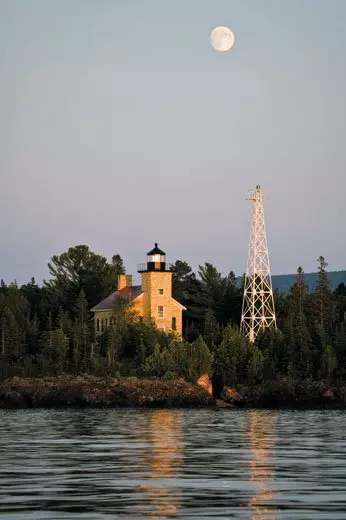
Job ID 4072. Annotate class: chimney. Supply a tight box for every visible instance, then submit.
[117,274,132,291]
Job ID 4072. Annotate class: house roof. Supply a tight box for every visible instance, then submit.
[147,242,166,256]
[120,285,143,301]
[91,285,142,312]
[171,298,187,311]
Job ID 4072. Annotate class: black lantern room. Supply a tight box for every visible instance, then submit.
[146,243,166,271]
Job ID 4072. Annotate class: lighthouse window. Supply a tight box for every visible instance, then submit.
[148,254,164,263]
[158,306,164,317]
[158,288,164,295]
[172,317,177,331]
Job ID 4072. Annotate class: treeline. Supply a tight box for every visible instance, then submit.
[171,256,346,384]
[1,246,346,385]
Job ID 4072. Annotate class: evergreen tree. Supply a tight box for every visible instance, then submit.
[334,321,346,378]
[256,328,286,379]
[26,314,42,358]
[286,267,312,377]
[20,278,45,320]
[41,328,69,374]
[112,254,126,274]
[163,340,188,377]
[45,245,117,313]
[247,343,264,384]
[216,325,248,386]
[315,256,332,331]
[107,328,118,369]
[334,283,346,323]
[218,271,243,327]
[321,344,337,381]
[186,336,213,378]
[72,290,90,371]
[0,285,29,363]
[0,279,7,295]
[203,308,220,350]
[142,343,165,377]
[170,260,193,301]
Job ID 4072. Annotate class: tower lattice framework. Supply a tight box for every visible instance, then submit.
[241,185,276,342]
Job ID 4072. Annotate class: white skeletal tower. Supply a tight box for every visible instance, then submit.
[241,185,276,342]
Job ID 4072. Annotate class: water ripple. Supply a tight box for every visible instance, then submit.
[0,409,346,519]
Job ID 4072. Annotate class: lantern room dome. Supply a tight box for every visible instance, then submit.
[147,243,165,256]
[136,243,168,273]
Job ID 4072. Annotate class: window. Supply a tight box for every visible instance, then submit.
[101,319,104,331]
[148,254,162,263]
[158,288,164,295]
[96,319,100,332]
[158,306,164,318]
[105,317,108,327]
[172,317,177,331]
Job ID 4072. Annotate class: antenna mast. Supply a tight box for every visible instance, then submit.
[241,185,276,342]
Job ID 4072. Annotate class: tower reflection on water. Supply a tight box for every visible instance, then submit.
[141,410,184,518]
[137,409,279,518]
[248,410,278,520]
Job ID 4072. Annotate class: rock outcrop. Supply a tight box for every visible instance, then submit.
[196,374,213,395]
[222,379,346,408]
[221,387,245,406]
[0,375,214,409]
[1,375,344,409]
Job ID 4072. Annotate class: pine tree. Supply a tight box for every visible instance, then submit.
[203,309,220,350]
[256,328,285,379]
[46,245,117,313]
[1,285,29,364]
[164,340,188,377]
[334,283,346,326]
[41,328,69,374]
[216,325,248,386]
[112,254,126,274]
[321,344,337,381]
[334,321,346,378]
[26,314,42,358]
[247,343,264,384]
[316,256,331,331]
[287,267,313,377]
[107,329,118,369]
[0,279,7,295]
[72,290,90,371]
[186,336,213,378]
[142,343,164,377]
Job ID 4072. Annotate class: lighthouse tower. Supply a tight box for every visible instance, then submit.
[138,243,185,335]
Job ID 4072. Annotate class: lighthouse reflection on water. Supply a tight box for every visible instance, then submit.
[248,410,278,519]
[135,409,278,519]
[140,410,184,517]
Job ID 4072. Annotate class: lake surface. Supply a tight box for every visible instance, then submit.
[0,409,345,519]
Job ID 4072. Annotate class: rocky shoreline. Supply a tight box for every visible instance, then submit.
[0,375,345,409]
[0,375,214,409]
[221,378,346,409]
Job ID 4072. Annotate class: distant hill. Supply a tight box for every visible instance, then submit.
[271,271,346,293]
[236,271,346,293]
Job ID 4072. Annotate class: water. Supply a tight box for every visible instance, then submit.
[0,409,345,519]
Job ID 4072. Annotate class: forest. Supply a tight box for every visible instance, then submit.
[1,245,346,386]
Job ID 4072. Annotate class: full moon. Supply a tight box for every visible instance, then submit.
[210,26,235,52]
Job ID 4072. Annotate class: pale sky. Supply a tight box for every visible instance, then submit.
[1,0,346,284]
